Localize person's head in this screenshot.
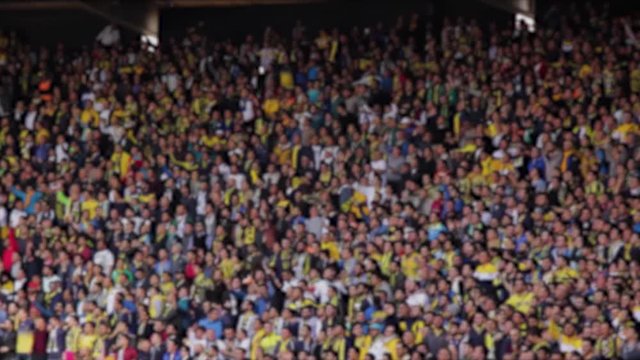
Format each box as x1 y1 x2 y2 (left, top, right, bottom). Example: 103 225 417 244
117 333 131 349
224 326 235 340
83 321 95 334
436 348 452 360
166 337 178 352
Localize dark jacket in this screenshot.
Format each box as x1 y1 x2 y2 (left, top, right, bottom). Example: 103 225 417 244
0 329 16 360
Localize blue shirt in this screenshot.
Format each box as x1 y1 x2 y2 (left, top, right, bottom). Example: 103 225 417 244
11 187 42 215
198 318 223 339
163 352 182 360
527 157 546 177
154 260 172 276
307 66 319 81
255 297 269 316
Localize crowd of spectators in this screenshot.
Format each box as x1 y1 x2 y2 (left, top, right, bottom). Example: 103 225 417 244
0 2 639 359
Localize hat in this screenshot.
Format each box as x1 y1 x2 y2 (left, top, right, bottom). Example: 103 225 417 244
370 323 384 332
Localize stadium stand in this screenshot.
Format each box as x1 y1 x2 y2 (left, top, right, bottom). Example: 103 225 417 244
0 1 639 359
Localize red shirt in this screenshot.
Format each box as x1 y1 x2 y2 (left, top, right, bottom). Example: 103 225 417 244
33 329 48 354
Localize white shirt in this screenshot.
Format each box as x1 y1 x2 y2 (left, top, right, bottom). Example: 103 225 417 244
106 287 122 315
282 278 300 294
236 312 257 338
196 191 207 216
371 159 387 173
25 110 37 131
367 336 388 360
55 143 69 163
163 73 179 93
262 172 280 186
311 145 323 169
100 123 125 144
187 333 207 356
175 215 187 238
240 98 255 122
204 213 216 236
217 163 230 179
14 277 26 293
313 279 331 304
42 275 60 293
228 173 246 190
235 338 250 354
406 291 428 308
355 183 376 207
9 209 26 228
93 249 115 275
81 91 96 104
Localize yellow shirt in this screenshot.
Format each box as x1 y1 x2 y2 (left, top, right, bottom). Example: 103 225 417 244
220 259 237 280
292 145 301 170
384 337 400 360
36 128 50 143
280 71 294 90
250 329 265 360
259 332 281 356
93 336 107 358
553 267 578 283
412 320 426 344
559 334 583 354
355 335 371 360
453 113 462 137
274 144 291 166
474 263 498 282
320 241 340 261
401 253 420 279
160 281 175 295
330 337 346 360
202 135 224 148
243 226 256 246
81 199 100 219
585 181 604 195
506 292 535 314
81 109 100 127
262 99 280 117
149 294 165 319
65 326 81 352
110 151 131 178
615 123 639 142
481 157 494 177
78 333 97 351
579 64 592 78
16 328 34 354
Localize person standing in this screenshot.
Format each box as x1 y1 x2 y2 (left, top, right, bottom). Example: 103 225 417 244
0 319 16 360
15 310 34 360
63 316 80 360
162 338 182 360
114 334 137 360
32 318 48 360
46 317 64 360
